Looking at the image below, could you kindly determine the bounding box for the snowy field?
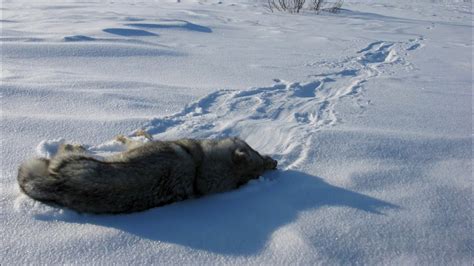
[1,0,472,264]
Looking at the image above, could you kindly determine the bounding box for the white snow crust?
[1,0,472,264]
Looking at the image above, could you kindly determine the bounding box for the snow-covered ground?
[1,0,472,264]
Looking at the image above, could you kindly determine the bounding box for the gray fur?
[17,137,277,214]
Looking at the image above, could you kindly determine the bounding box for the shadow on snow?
[103,28,158,37]
[41,170,398,255]
[125,20,212,33]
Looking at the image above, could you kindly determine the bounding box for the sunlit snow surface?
[1,0,472,264]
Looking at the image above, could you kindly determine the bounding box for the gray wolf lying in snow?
[17,135,277,214]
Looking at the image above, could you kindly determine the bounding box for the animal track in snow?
[38,38,422,170]
[358,42,398,64]
[406,37,425,51]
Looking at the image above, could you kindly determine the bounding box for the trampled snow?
[1,0,472,264]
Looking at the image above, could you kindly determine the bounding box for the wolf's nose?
[264,156,278,170]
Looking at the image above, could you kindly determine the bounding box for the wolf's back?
[17,158,60,202]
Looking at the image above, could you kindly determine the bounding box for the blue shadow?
[64,35,96,42]
[41,170,398,255]
[126,20,212,33]
[103,28,158,37]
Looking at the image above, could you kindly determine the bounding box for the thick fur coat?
[17,137,277,214]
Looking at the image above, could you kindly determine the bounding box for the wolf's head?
[196,137,278,195]
[231,138,278,177]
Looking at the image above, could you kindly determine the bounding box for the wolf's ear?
[232,148,249,164]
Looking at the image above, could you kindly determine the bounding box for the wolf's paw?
[133,129,153,141]
[115,134,128,144]
[57,143,86,155]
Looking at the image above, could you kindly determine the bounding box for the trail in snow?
[35,38,424,171]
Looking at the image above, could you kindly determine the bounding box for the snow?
[1,0,472,264]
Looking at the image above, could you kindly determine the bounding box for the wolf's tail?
[17,158,59,202]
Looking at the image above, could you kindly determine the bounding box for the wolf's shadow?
[49,170,398,255]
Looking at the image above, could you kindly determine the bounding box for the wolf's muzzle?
[263,155,278,170]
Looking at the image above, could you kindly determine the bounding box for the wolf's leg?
[116,129,154,150]
[115,135,144,150]
[134,129,153,141]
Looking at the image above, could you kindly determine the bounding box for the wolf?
[17,136,277,214]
